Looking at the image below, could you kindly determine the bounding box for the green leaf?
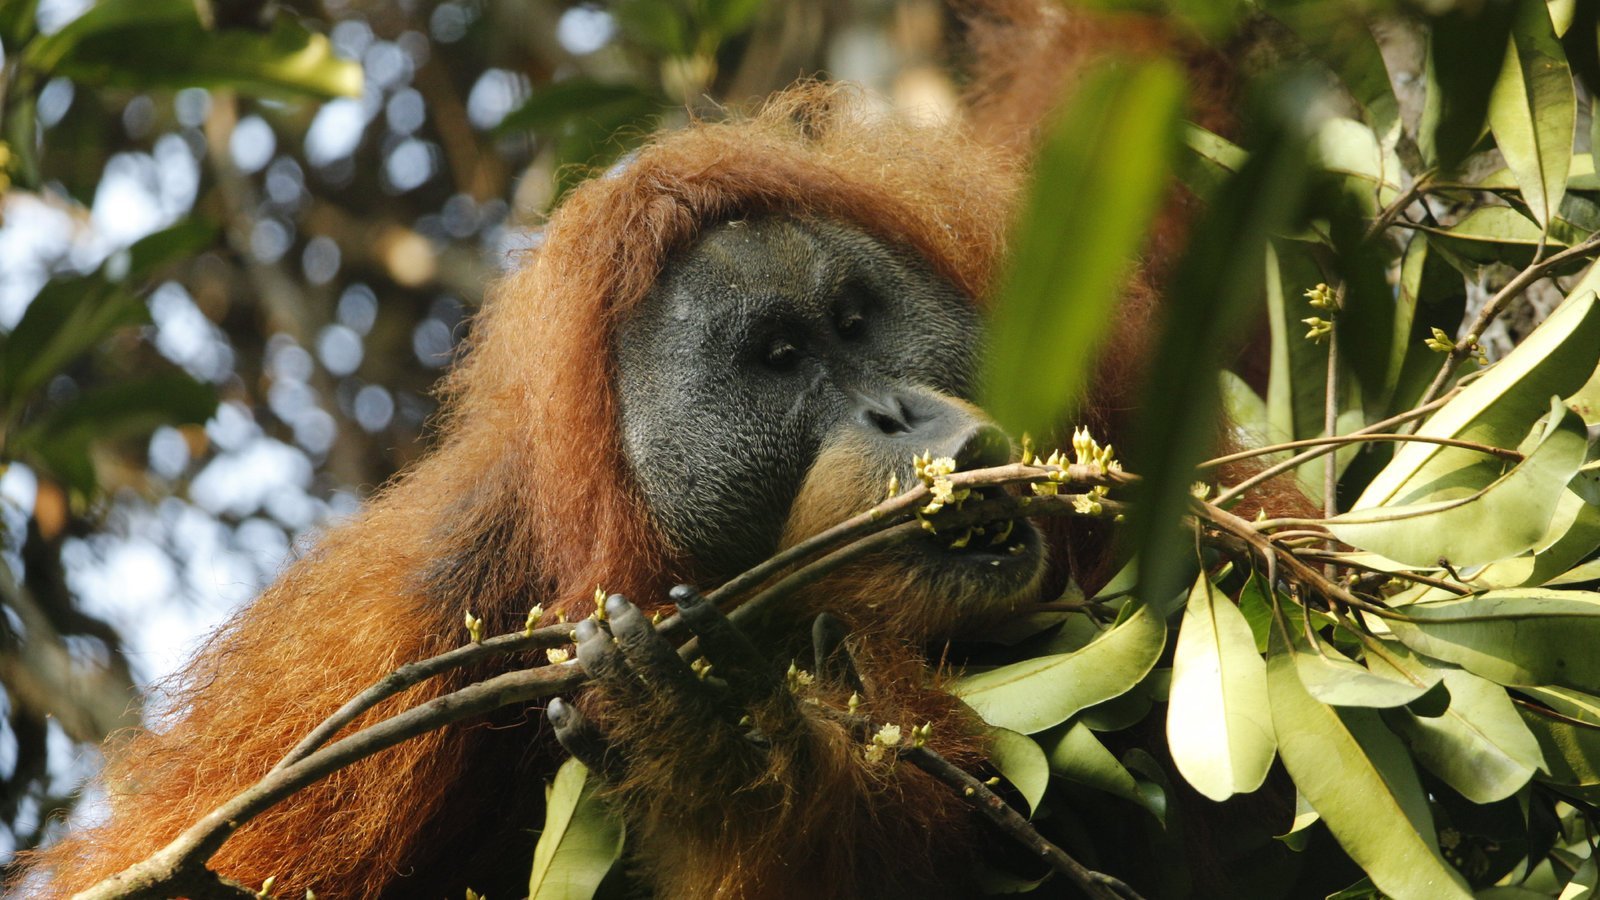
[1547,0,1577,37]
[1260,1,1400,142]
[1487,0,1578,229]
[1388,590,1600,694]
[1041,721,1162,821]
[953,599,1167,735]
[1328,401,1592,568]
[1166,573,1275,801]
[704,0,765,35]
[1465,470,1600,590]
[496,79,663,136]
[0,279,146,413]
[1420,205,1568,269]
[0,0,38,47]
[126,219,218,280]
[1550,557,1600,586]
[1128,81,1311,610]
[1266,617,1473,899]
[11,372,216,457]
[1517,686,1600,787]
[1473,153,1600,192]
[1561,856,1598,900]
[1275,792,1320,850]
[1176,122,1247,198]
[980,59,1184,439]
[28,3,361,100]
[1311,117,1402,215]
[1420,4,1518,170]
[1369,648,1542,803]
[21,0,192,72]
[1285,612,1437,709]
[1389,235,1469,418]
[986,728,1048,817]
[612,0,691,56]
[529,759,625,900]
[1265,242,1334,445]
[1354,286,1600,511]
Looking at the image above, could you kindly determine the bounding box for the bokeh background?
[0,0,966,870]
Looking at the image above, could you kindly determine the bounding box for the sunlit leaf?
[1368,648,1542,803]
[1420,205,1570,270]
[1176,122,1246,198]
[1388,590,1600,693]
[1473,153,1600,192]
[953,599,1166,735]
[1487,0,1577,229]
[981,59,1184,439]
[1547,0,1577,38]
[27,2,361,100]
[1355,286,1600,510]
[1166,573,1275,801]
[1291,631,1437,709]
[1311,117,1402,215]
[528,759,625,899]
[1266,618,1473,899]
[1329,401,1591,568]
[1275,792,1320,850]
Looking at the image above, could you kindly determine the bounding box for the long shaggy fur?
[19,5,1282,897]
[22,84,1023,899]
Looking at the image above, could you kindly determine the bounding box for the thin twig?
[1414,231,1600,409]
[1364,172,1432,242]
[1200,432,1522,469]
[824,709,1141,900]
[1212,389,1460,507]
[703,463,1129,615]
[1291,547,1471,595]
[274,623,577,770]
[74,665,585,900]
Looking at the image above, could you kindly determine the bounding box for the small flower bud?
[546,646,572,665]
[523,604,544,637]
[1302,316,1333,343]
[592,587,608,622]
[463,611,484,644]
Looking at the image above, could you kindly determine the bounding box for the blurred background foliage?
[0,0,964,870]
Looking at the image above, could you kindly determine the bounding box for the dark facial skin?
[616,215,1015,584]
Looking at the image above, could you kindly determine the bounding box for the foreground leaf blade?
[954,600,1166,735]
[1267,620,1472,899]
[982,59,1184,439]
[1388,590,1600,693]
[1166,573,1276,800]
[529,759,626,899]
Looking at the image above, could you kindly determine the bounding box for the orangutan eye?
[763,337,800,371]
[836,311,864,338]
